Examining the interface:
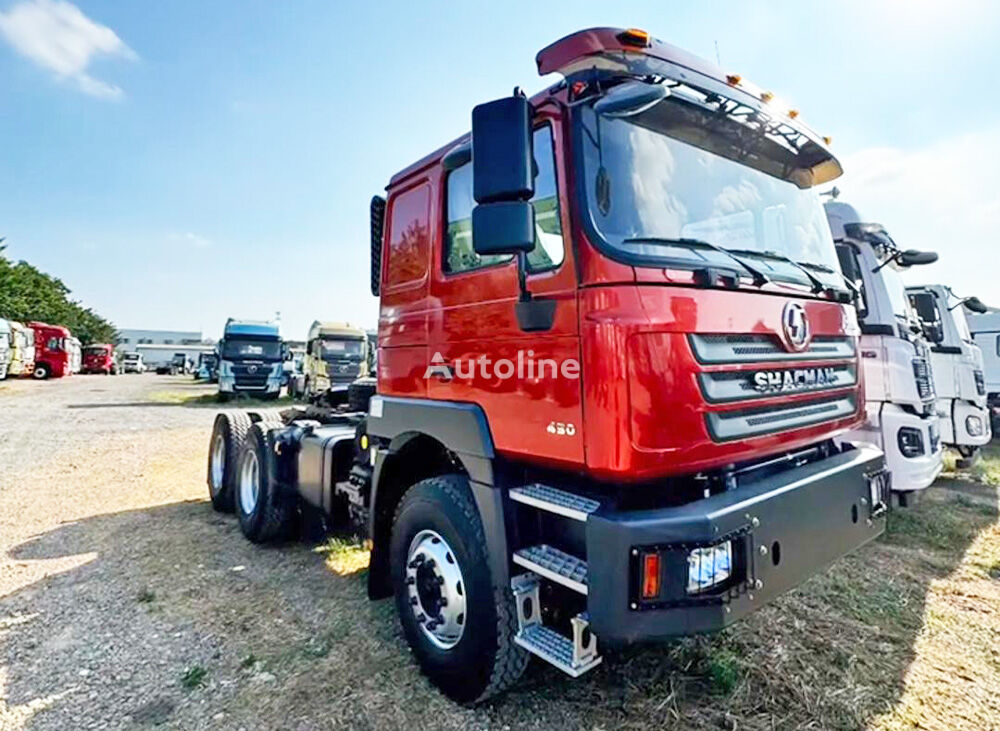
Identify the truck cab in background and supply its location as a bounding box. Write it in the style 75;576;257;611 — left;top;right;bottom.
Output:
82;343;118;375
195;351;219;382
28;322;79;379
907;285;991;467
967;311;1000;434
0;319;10;379
121;352;146;374
7;321;35;377
217;319;284;401
302;321;369;401
825;200;941;501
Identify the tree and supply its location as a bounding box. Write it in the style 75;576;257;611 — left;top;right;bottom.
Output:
0;245;117;344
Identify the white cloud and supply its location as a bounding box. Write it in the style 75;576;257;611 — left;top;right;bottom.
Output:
836;126;1000;302
167;232;215;248
0;0;135;99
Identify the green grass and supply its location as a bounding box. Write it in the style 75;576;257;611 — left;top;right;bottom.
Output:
180;665;207;690
147;390;296;407
703;648;743;695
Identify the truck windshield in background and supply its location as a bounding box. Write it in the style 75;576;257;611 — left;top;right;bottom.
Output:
221;339;282;361
576;88;843;292
320;338;364;361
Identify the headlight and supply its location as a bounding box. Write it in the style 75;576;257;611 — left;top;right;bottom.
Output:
897;427;925;458
966;415;984;437
687;542;732;594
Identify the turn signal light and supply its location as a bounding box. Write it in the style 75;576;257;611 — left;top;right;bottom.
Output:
641;553;661;599
618;28;651;48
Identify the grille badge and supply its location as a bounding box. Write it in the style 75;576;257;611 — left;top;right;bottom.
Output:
781;302;811;352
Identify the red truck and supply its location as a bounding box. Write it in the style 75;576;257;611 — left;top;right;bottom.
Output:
81;343;118;375
28;322;81;379
206;27;888;703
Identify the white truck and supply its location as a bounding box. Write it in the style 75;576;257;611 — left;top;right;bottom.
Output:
906;284;991;467
965;311;1000;435
825;201;942;503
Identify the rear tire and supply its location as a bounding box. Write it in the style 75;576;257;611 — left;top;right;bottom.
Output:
236;421;296;543
207;412;251;512
390;474;527;704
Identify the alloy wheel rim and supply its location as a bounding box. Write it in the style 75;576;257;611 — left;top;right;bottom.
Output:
210;433;226;495
239;450;260;514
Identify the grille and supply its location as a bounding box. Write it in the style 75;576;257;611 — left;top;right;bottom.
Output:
233;363;271;389
699;364;856;404
912;358;934;400
689;334;855;364
706;396;857;442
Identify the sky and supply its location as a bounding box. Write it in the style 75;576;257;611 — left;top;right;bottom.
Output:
1;0;999;340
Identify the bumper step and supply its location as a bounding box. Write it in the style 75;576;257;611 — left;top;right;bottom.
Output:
511;574;601;677
509;484;600;522
513;544;588;594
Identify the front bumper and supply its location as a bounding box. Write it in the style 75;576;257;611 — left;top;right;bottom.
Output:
586;444;887;645
839;403;941;492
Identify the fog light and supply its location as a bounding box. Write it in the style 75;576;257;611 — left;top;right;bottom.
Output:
641;553;660;599
966;415;984;437
687;543;732;594
897;427;925;457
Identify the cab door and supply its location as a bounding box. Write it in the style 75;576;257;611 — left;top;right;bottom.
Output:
428;119;583;467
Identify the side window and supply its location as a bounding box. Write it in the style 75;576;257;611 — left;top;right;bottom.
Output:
386;183;431;289
995;335;999;358
444;125;565;274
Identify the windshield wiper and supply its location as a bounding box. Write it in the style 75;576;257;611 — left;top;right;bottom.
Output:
726;248;835;295
624;237;771;287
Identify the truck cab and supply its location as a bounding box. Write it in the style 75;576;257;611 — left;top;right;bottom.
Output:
0;319;10;379
195;351;219;382
6;321;34;377
82;343;117;375
207;27;888;703
907;284;992;465
28;322;77;379
825;200;941;498
303;321;369;400
121;352;145;374
217;319;284;400
967;311;1000;434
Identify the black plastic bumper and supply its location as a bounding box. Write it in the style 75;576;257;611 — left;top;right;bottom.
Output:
586;444;887;645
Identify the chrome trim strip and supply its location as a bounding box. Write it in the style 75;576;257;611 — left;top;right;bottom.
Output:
689;334;855;364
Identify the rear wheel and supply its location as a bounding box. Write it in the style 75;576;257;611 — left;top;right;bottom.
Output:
390;474;527;704
206;412;251;512
236;422;296;543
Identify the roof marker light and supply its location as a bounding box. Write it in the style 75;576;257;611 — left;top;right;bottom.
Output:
726;74;742;86
617;28;651;48
788;109;800;119
760;91;774;103
823;135;833;146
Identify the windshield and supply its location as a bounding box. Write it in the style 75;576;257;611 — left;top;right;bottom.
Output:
85;347;108;356
124;354;139;361
222;338;282;361
951;304;974;343
882;266;913;321
320;338;365;361
577;100;842;290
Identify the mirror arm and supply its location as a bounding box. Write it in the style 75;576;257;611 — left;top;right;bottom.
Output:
870;251;901;273
516;251;532;302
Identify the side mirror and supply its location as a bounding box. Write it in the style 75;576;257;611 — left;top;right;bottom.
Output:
898;249;938;267
370;196;385;297
964;296;989;314
471;95;536;258
926;322;945;344
593;81;668;118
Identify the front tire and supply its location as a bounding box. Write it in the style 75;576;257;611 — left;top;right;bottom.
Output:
390;474;527;704
236;422;296;543
206;412;251;512
33;363;49;379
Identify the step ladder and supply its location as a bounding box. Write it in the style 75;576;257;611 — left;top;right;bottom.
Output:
508;484;602;677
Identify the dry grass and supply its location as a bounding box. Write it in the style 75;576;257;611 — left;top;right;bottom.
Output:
2;419;1000;729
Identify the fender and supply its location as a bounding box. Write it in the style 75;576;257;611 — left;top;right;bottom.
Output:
365;396;512;599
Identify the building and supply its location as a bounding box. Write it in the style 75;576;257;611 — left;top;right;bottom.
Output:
116;329;208;351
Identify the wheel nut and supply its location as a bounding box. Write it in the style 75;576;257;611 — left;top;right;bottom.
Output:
439;598;447;607
406;577;415;585
759;545;768;556
410;597;418;606
437;576;445;585
415;613;425;624
408;557;424;569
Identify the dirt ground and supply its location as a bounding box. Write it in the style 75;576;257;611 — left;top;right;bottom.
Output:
1;375;999;730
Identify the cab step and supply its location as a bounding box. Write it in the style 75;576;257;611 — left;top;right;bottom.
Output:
509;483;600;522
513;544;588;594
511;574;601;677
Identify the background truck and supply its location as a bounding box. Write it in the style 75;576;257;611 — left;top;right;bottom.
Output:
967;311;1000;434
194;351;219;382
906;284;991;466
217;319;284;400
204;27;888;703
121;352;146;373
81;343;118;374
7;321;35;377
0;319;10;379
301;321;370;401
28;322;80;379
825;199;941;501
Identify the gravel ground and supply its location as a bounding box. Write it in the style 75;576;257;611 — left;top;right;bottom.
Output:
2;375;999;730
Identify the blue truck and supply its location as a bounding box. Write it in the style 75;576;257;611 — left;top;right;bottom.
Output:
217;319;285;401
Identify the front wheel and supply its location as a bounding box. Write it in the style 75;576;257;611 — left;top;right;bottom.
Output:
390;474;527;704
33;363;49;379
